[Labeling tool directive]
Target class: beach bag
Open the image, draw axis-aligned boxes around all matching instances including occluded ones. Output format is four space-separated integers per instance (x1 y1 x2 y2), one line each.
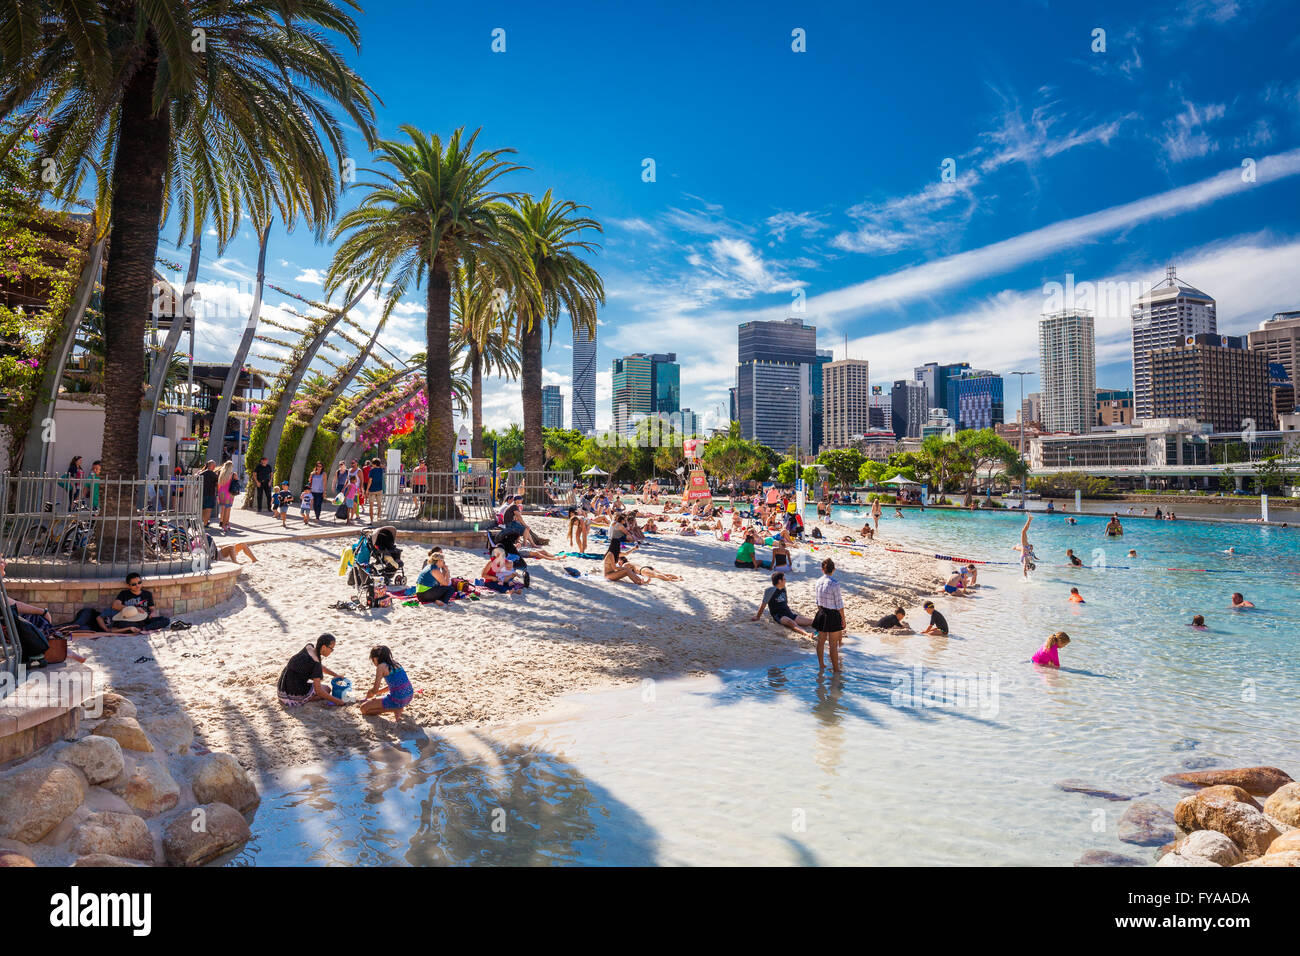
335 502 350 520
44 636 68 664
367 581 391 608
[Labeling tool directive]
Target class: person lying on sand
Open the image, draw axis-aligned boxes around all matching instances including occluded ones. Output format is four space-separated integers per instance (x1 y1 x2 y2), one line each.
603 550 646 584
359 644 413 718
620 556 680 582
752 571 814 636
277 633 347 707
874 607 913 633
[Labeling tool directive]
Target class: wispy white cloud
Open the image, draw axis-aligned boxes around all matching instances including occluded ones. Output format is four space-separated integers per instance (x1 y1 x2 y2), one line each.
1161 99 1227 162
766 211 827 242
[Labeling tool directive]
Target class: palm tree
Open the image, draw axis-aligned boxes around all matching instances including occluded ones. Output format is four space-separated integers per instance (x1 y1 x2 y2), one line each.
326 126 531 484
0 0 377 480
452 259 520 457
505 192 604 478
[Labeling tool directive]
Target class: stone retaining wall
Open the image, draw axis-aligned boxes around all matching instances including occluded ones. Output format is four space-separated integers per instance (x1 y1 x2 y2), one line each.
4 562 242 623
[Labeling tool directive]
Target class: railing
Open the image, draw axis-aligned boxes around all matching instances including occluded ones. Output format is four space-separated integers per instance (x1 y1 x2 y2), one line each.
0 473 210 579
378 470 497 531
0 574 21 698
501 470 575 510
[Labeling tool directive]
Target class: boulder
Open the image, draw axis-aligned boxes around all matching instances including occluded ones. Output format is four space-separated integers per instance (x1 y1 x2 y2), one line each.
56 736 125 785
1117 801 1176 846
0 850 35 867
140 713 194 756
162 803 251 866
190 753 259 813
0 763 86 843
1055 779 1131 801
1235 851 1300 867
1073 849 1146 866
1162 766 1294 797
72 854 146 867
1175 790 1280 859
1263 782 1300 827
71 811 155 862
1176 830 1244 866
119 756 179 816
1173 786 1258 830
1266 830 1300 856
1157 852 1220 867
92 716 154 753
87 692 137 721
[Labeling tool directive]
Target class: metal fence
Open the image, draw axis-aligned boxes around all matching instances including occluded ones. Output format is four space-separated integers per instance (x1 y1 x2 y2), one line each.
501 470 575 510
375 470 497 531
0 473 211 579
0 575 21 698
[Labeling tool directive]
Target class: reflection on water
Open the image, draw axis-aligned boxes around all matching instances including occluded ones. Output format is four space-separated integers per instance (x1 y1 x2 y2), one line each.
239 509 1300 866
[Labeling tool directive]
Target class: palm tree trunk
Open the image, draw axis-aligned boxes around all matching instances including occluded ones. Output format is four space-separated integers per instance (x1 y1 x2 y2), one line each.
100 45 170 481
425 259 455 515
519 308 544 474
210 218 271 471
470 346 483 458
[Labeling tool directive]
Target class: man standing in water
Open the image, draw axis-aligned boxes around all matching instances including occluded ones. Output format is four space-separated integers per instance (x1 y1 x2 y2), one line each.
1014 514 1036 578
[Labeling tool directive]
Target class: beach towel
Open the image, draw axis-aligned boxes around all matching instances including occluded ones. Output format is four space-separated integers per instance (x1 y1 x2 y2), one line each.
338 545 354 576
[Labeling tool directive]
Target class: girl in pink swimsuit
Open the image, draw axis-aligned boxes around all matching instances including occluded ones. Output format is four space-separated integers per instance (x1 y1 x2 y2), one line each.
1032 632 1070 667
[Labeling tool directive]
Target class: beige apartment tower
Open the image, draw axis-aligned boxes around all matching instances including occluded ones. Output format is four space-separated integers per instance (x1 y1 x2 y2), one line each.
1039 310 1096 434
822 359 870 448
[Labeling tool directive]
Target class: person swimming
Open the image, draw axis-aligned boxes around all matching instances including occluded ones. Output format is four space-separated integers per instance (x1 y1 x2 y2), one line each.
1068 587 1084 603
1031 631 1070 668
1229 592 1255 609
1105 514 1123 536
1190 614 1208 629
1066 548 1082 567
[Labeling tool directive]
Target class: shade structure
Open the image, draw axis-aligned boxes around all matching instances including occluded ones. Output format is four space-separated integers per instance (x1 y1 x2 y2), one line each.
884 475 919 485
581 466 609 476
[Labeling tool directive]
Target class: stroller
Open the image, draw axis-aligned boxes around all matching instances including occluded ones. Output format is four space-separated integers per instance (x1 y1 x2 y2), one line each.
345 526 406 607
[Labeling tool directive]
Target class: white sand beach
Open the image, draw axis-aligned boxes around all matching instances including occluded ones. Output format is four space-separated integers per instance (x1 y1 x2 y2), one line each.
67 509 945 776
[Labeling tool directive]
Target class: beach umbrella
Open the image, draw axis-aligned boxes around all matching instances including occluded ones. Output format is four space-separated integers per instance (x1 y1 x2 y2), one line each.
510 462 526 471
581 466 609 476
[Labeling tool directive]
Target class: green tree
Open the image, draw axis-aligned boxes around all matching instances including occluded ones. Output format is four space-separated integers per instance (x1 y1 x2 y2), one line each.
506 192 604 476
453 258 519 457
801 465 819 485
817 448 866 488
957 429 1020 501
703 433 765 498
327 127 529 490
1 0 378 479
777 459 800 485
579 436 630 480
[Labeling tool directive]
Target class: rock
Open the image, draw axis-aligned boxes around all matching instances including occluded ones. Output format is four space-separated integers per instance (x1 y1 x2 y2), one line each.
140 713 194 756
0 763 86 843
162 803 251 866
87 692 137 720
0 850 35 867
1162 766 1294 796
1118 801 1176 846
190 753 259 813
1170 738 1199 752
1175 789 1280 859
1173 785 1258 830
92 716 154 753
56 736 125 785
1176 830 1244 866
72 811 155 862
72 854 147 867
119 756 179 816
1266 830 1300 855
1055 779 1131 801
1263 782 1300 827
1073 849 1146 866
1236 851 1300 867
1157 852 1220 867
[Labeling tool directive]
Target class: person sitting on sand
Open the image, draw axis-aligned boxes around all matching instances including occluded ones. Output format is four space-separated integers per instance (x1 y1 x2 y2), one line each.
678 520 697 536
1229 592 1254 609
858 524 875 540
110 572 170 631
482 547 525 591
921 601 948 636
1069 587 1085 604
1031 631 1070 668
874 607 912 633
1014 514 1036 578
415 548 454 605
735 530 761 569
752 571 814 636
603 550 646 584
1066 548 1082 567
769 539 793 571
643 516 660 534
943 569 968 596
277 633 346 707
962 564 979 589
359 645 414 718
1191 615 1208 629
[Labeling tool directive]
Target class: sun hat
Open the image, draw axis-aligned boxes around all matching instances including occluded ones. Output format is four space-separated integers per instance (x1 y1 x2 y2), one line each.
114 606 148 623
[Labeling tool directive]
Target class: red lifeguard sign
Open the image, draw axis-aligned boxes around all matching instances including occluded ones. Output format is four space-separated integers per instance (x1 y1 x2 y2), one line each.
685 466 712 503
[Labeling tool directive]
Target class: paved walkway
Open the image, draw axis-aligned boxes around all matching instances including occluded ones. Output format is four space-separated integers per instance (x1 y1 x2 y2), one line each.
206 496 378 548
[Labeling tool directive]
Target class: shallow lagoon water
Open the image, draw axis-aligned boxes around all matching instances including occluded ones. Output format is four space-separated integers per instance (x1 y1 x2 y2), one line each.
235 509 1299 866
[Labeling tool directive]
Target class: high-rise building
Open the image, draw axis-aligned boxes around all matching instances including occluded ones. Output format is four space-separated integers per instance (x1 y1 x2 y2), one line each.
1095 388 1134 427
950 370 1004 430
1131 267 1216 421
1148 334 1273 432
735 319 821 453
891 380 929 439
728 387 737 423
822 359 870 448
913 362 970 417
678 407 701 436
1038 310 1096 434
1247 310 1300 419
809 348 832 454
612 352 678 433
541 385 563 429
1021 392 1042 425
571 325 596 434
869 385 892 432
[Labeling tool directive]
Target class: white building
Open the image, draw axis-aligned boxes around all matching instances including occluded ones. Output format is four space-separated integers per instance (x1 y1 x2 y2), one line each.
1131 267 1216 421
1039 310 1096 434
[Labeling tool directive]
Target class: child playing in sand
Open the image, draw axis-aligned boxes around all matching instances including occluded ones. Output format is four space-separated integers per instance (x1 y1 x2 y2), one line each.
273 481 293 528
299 487 312 525
962 564 978 589
1069 587 1085 603
1031 632 1070 668
359 645 414 718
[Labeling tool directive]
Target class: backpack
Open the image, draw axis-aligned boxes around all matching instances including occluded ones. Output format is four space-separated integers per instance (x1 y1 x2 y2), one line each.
228 475 243 495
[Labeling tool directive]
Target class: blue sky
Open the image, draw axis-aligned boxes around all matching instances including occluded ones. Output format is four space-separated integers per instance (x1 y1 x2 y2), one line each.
176 0 1300 432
